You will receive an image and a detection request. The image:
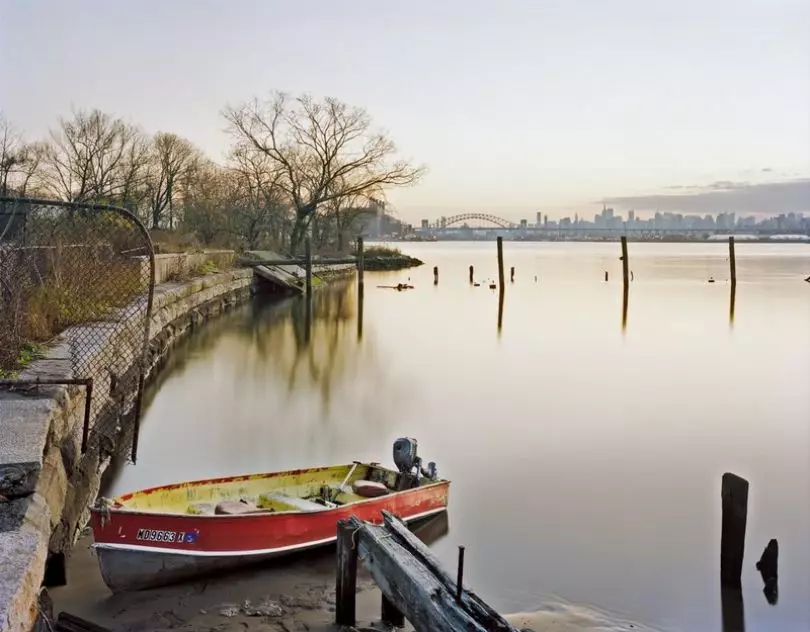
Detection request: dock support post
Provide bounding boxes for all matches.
[721,473,749,588]
[357,236,364,286]
[497,236,505,289]
[305,236,313,301]
[510,266,515,283]
[729,236,737,285]
[469,265,474,284]
[381,594,405,627]
[336,520,358,626]
[621,236,629,288]
[434,266,439,285]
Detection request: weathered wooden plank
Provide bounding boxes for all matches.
[381,511,519,632]
[349,516,488,632]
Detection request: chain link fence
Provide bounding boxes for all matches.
[0,196,155,462]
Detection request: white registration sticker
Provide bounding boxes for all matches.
[136,529,188,543]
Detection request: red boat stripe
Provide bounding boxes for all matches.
[92,507,446,557]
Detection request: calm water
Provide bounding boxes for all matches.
[108,242,810,632]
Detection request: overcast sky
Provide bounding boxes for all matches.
[1,0,808,220]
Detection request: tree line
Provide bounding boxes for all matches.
[0,92,424,253]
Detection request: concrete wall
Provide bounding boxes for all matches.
[0,269,254,632]
[150,250,236,285]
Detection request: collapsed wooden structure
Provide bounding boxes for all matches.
[336,510,527,632]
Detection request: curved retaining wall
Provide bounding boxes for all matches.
[0,268,254,632]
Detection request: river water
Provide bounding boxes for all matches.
[106,241,810,632]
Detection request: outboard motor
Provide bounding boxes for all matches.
[393,437,438,483]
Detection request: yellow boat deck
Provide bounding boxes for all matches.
[113,463,400,516]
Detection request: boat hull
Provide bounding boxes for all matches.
[91,479,449,592]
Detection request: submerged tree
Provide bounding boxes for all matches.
[223,92,424,252]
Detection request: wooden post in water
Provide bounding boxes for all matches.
[620,236,629,288]
[721,473,749,588]
[729,236,737,285]
[496,236,505,289]
[305,236,313,301]
[335,520,358,626]
[381,594,405,627]
[357,236,365,286]
[510,266,515,283]
[434,266,439,285]
[469,265,474,284]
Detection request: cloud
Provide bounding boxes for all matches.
[603,178,810,215]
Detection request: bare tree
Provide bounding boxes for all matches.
[147,132,201,229]
[227,144,291,250]
[223,92,424,252]
[0,114,42,196]
[38,108,149,205]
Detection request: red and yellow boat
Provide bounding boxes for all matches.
[90,438,449,591]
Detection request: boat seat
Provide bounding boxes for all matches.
[260,492,327,512]
[214,499,267,515]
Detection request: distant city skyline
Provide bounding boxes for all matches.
[1,0,808,222]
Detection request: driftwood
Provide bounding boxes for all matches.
[339,511,521,632]
[55,612,111,632]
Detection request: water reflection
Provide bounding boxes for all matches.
[497,286,504,334]
[357,282,364,342]
[110,242,810,632]
[721,586,746,632]
[729,282,736,327]
[621,282,629,332]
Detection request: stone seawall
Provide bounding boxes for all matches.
[0,269,254,632]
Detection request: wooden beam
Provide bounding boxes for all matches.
[348,515,488,632]
[380,512,518,632]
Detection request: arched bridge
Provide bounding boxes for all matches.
[435,213,516,229]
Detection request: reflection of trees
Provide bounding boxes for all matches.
[243,281,375,413]
[141,280,378,421]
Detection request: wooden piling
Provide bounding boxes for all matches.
[469,265,474,284]
[721,473,749,588]
[621,236,629,288]
[381,594,406,627]
[729,236,737,285]
[496,237,505,289]
[434,266,439,285]
[604,271,609,282]
[510,266,515,283]
[357,236,365,286]
[335,519,358,625]
[305,236,313,301]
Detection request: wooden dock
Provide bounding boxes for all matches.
[336,510,530,632]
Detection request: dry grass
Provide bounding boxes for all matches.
[0,247,145,374]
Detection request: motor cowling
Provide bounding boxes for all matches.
[393,437,419,474]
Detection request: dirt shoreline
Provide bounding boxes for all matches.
[49,530,656,632]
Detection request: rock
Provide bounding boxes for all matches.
[217,604,240,617]
[240,598,284,617]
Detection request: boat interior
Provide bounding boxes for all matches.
[111,462,431,516]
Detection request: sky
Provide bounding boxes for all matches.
[1,0,809,222]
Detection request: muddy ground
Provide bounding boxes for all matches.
[49,531,654,632]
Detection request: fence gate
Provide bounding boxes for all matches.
[0,197,155,462]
